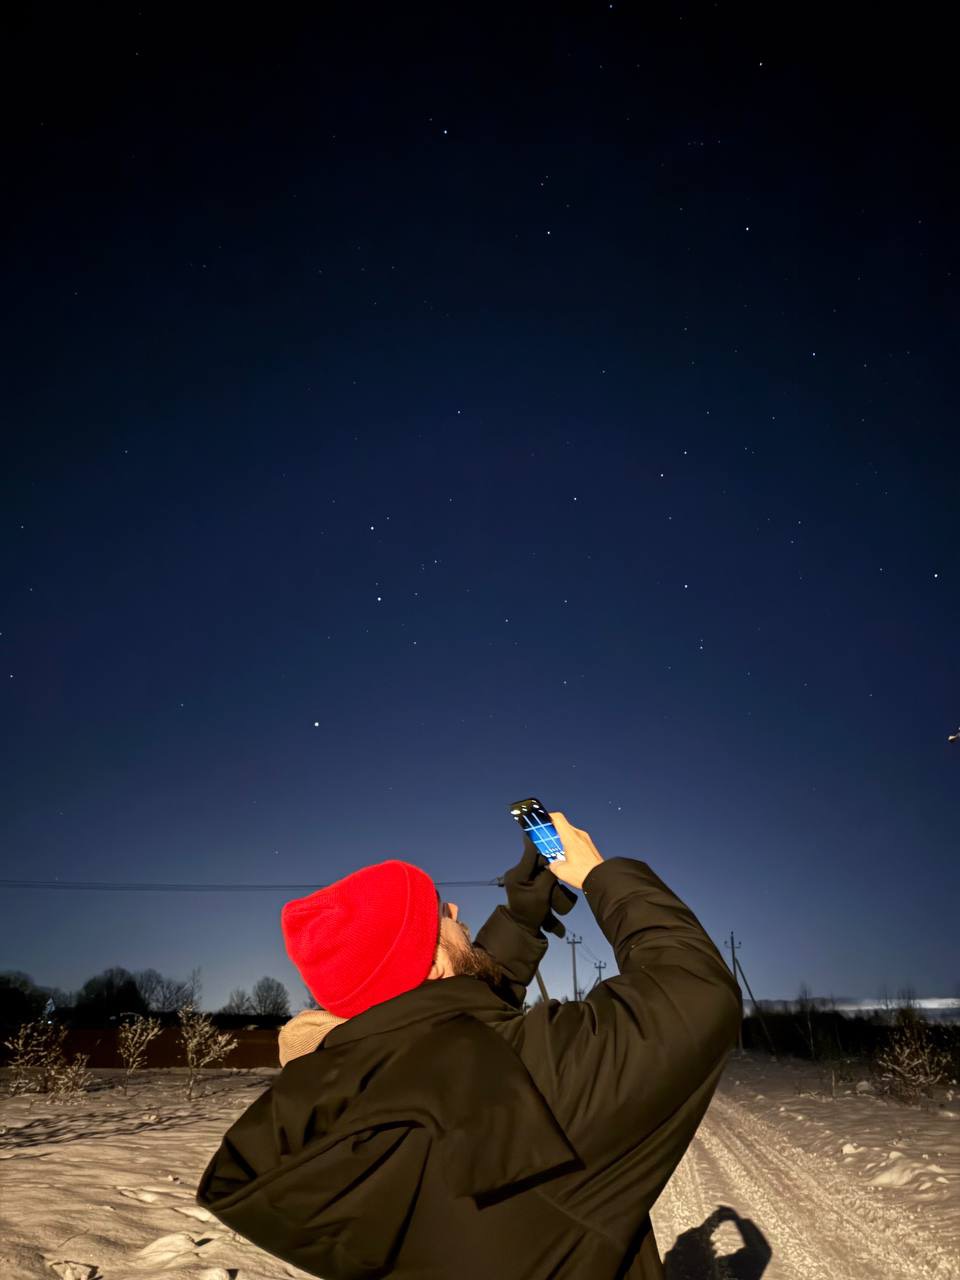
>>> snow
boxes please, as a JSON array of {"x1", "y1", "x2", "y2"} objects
[
  {"x1": 1, "y1": 1055, "x2": 958, "y2": 1279},
  {"x1": 747, "y1": 998, "x2": 960, "y2": 1023},
  {"x1": 652, "y1": 1052, "x2": 960, "y2": 1278}
]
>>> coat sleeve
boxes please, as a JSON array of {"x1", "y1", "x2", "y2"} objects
[
  {"x1": 512, "y1": 858, "x2": 742, "y2": 1214},
  {"x1": 473, "y1": 904, "x2": 549, "y2": 1009}
]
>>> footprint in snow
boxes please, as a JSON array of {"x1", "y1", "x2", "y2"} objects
[
  {"x1": 118, "y1": 1185, "x2": 185, "y2": 1203},
  {"x1": 175, "y1": 1205, "x2": 216, "y2": 1223},
  {"x1": 48, "y1": 1264, "x2": 99, "y2": 1280},
  {"x1": 132, "y1": 1231, "x2": 219, "y2": 1268}
]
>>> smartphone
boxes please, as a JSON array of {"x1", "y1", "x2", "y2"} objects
[{"x1": 507, "y1": 797, "x2": 567, "y2": 863}]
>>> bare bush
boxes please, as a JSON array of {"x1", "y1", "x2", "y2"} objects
[
  {"x1": 46, "y1": 1051, "x2": 94, "y2": 1102},
  {"x1": 3, "y1": 1019, "x2": 66, "y2": 1094},
  {"x1": 2, "y1": 1019, "x2": 92, "y2": 1100},
  {"x1": 177, "y1": 1003, "x2": 237, "y2": 1099},
  {"x1": 875, "y1": 1008, "x2": 951, "y2": 1102},
  {"x1": 117, "y1": 1014, "x2": 163, "y2": 1093}
]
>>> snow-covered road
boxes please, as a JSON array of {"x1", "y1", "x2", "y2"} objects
[{"x1": 652, "y1": 1071, "x2": 958, "y2": 1280}]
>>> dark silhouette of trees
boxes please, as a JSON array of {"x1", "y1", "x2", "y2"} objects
[
  {"x1": 220, "y1": 988, "x2": 255, "y2": 1015},
  {"x1": 133, "y1": 966, "x2": 201, "y2": 1013},
  {"x1": 72, "y1": 967, "x2": 149, "y2": 1024},
  {"x1": 0, "y1": 971, "x2": 76, "y2": 1028},
  {"x1": 251, "y1": 976, "x2": 290, "y2": 1017},
  {"x1": 220, "y1": 978, "x2": 290, "y2": 1018},
  {"x1": 0, "y1": 971, "x2": 47, "y2": 1027}
]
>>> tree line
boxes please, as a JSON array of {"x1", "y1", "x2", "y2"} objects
[{"x1": 0, "y1": 965, "x2": 312, "y2": 1027}]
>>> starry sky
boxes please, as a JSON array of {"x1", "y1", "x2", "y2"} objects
[{"x1": 2, "y1": 5, "x2": 957, "y2": 1013}]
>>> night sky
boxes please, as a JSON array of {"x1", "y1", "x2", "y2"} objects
[{"x1": 2, "y1": 5, "x2": 957, "y2": 1014}]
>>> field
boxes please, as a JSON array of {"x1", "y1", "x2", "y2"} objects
[{"x1": 0, "y1": 1051, "x2": 957, "y2": 1280}]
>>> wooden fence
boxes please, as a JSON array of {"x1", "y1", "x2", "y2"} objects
[{"x1": 0, "y1": 1024, "x2": 285, "y2": 1070}]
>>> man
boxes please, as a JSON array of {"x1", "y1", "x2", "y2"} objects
[{"x1": 196, "y1": 810, "x2": 741, "y2": 1278}]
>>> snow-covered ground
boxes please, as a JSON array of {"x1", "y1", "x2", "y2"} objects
[
  {"x1": 651, "y1": 1053, "x2": 959, "y2": 1279},
  {"x1": 746, "y1": 998, "x2": 960, "y2": 1024},
  {"x1": 0, "y1": 1052, "x2": 957, "y2": 1279}
]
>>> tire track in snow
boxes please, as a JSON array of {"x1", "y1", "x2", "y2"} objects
[{"x1": 651, "y1": 1091, "x2": 954, "y2": 1280}]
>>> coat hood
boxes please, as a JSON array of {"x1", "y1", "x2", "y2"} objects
[
  {"x1": 277, "y1": 1007, "x2": 349, "y2": 1065},
  {"x1": 197, "y1": 982, "x2": 581, "y2": 1279}
]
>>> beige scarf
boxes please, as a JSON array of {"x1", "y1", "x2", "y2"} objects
[{"x1": 277, "y1": 1007, "x2": 350, "y2": 1067}]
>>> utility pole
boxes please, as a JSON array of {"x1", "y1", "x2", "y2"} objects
[
  {"x1": 724, "y1": 933, "x2": 744, "y2": 1052},
  {"x1": 567, "y1": 934, "x2": 582, "y2": 1001},
  {"x1": 726, "y1": 932, "x2": 777, "y2": 1058},
  {"x1": 583, "y1": 960, "x2": 607, "y2": 996}
]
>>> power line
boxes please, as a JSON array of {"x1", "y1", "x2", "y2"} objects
[{"x1": 0, "y1": 877, "x2": 504, "y2": 893}]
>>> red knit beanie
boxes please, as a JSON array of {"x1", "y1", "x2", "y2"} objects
[{"x1": 280, "y1": 860, "x2": 441, "y2": 1019}]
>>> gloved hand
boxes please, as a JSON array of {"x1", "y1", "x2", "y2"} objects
[{"x1": 499, "y1": 834, "x2": 578, "y2": 938}]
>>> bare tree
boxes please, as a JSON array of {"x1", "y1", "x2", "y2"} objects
[
  {"x1": 221, "y1": 988, "x2": 255, "y2": 1015},
  {"x1": 133, "y1": 968, "x2": 164, "y2": 1010},
  {"x1": 896, "y1": 985, "x2": 918, "y2": 1011},
  {"x1": 251, "y1": 976, "x2": 291, "y2": 1017},
  {"x1": 796, "y1": 982, "x2": 816, "y2": 1058},
  {"x1": 134, "y1": 968, "x2": 197, "y2": 1013},
  {"x1": 162, "y1": 976, "x2": 195, "y2": 1011}
]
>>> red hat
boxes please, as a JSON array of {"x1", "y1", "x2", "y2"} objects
[{"x1": 281, "y1": 859, "x2": 441, "y2": 1019}]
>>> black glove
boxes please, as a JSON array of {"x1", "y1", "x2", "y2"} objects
[{"x1": 500, "y1": 833, "x2": 578, "y2": 938}]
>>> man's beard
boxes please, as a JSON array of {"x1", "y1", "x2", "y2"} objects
[{"x1": 447, "y1": 924, "x2": 506, "y2": 988}]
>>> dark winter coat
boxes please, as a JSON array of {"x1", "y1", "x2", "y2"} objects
[{"x1": 196, "y1": 858, "x2": 742, "y2": 1278}]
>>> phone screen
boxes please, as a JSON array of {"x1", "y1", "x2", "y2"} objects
[{"x1": 507, "y1": 797, "x2": 566, "y2": 862}]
